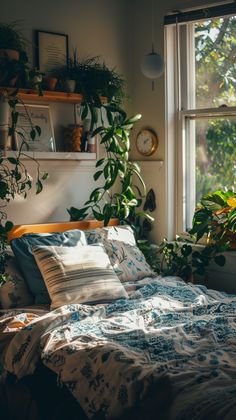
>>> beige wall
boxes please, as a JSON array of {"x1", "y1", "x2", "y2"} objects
[
  {"x1": 1, "y1": 0, "x2": 224, "y2": 234},
  {"x1": 1, "y1": 0, "x2": 128, "y2": 225}
]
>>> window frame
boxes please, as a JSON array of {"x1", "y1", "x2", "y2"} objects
[{"x1": 165, "y1": 14, "x2": 236, "y2": 239}]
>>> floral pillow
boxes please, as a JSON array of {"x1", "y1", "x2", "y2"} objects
[
  {"x1": 0, "y1": 257, "x2": 33, "y2": 309},
  {"x1": 86, "y1": 225, "x2": 154, "y2": 282},
  {"x1": 85, "y1": 225, "x2": 136, "y2": 246},
  {"x1": 104, "y1": 240, "x2": 155, "y2": 282}
]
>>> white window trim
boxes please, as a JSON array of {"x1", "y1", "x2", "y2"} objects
[{"x1": 165, "y1": 20, "x2": 236, "y2": 240}]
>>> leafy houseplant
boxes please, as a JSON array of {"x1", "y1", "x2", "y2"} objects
[
  {"x1": 0, "y1": 89, "x2": 48, "y2": 283},
  {"x1": 131, "y1": 188, "x2": 227, "y2": 282},
  {"x1": 68, "y1": 109, "x2": 149, "y2": 225},
  {"x1": 0, "y1": 22, "x2": 27, "y2": 54},
  {"x1": 0, "y1": 22, "x2": 29, "y2": 88},
  {"x1": 189, "y1": 189, "x2": 236, "y2": 247},
  {"x1": 138, "y1": 238, "x2": 226, "y2": 282},
  {"x1": 51, "y1": 55, "x2": 125, "y2": 128}
]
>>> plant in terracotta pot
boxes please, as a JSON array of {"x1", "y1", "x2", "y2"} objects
[
  {"x1": 43, "y1": 73, "x2": 58, "y2": 91},
  {"x1": 189, "y1": 189, "x2": 236, "y2": 248}
]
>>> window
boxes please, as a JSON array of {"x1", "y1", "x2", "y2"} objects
[{"x1": 165, "y1": 3, "x2": 236, "y2": 236}]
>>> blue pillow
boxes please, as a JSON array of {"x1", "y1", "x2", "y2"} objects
[{"x1": 11, "y1": 230, "x2": 87, "y2": 304}]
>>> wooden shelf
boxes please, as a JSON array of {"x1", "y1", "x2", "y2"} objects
[
  {"x1": 5, "y1": 151, "x2": 96, "y2": 161},
  {"x1": 17, "y1": 89, "x2": 83, "y2": 104},
  {"x1": 1, "y1": 88, "x2": 107, "y2": 104}
]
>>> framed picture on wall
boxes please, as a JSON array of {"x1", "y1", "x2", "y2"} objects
[
  {"x1": 35, "y1": 30, "x2": 69, "y2": 73},
  {"x1": 14, "y1": 104, "x2": 56, "y2": 152}
]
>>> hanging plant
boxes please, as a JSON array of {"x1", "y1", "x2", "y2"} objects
[{"x1": 0, "y1": 89, "x2": 48, "y2": 280}]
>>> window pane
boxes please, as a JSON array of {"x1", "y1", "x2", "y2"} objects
[
  {"x1": 195, "y1": 16, "x2": 236, "y2": 108},
  {"x1": 185, "y1": 116, "x2": 236, "y2": 229}
]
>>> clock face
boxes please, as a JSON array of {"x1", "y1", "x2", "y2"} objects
[{"x1": 136, "y1": 129, "x2": 158, "y2": 156}]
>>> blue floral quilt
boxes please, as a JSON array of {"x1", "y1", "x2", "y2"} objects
[{"x1": 1, "y1": 276, "x2": 236, "y2": 419}]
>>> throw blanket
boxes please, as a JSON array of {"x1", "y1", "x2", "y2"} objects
[{"x1": 2, "y1": 277, "x2": 236, "y2": 419}]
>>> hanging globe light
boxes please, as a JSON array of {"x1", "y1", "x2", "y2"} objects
[
  {"x1": 141, "y1": 46, "x2": 164, "y2": 79},
  {"x1": 140, "y1": 0, "x2": 164, "y2": 89}
]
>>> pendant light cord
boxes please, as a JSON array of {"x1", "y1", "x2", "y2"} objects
[{"x1": 151, "y1": 0, "x2": 154, "y2": 52}]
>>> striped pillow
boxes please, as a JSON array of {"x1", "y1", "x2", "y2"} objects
[{"x1": 32, "y1": 244, "x2": 128, "y2": 309}]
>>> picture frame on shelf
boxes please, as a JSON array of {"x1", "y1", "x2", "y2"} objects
[
  {"x1": 14, "y1": 104, "x2": 56, "y2": 152},
  {"x1": 35, "y1": 30, "x2": 69, "y2": 73}
]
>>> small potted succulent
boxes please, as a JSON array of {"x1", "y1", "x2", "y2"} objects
[{"x1": 189, "y1": 189, "x2": 236, "y2": 248}]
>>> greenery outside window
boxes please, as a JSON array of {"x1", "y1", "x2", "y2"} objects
[{"x1": 165, "y1": 7, "x2": 236, "y2": 237}]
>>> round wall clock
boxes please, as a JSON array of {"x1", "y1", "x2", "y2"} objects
[{"x1": 136, "y1": 129, "x2": 158, "y2": 156}]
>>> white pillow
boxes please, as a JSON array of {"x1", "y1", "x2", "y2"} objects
[{"x1": 33, "y1": 244, "x2": 128, "y2": 309}]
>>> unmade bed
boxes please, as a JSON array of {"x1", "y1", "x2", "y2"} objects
[{"x1": 0, "y1": 220, "x2": 236, "y2": 419}]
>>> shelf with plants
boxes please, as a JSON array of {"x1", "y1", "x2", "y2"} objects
[
  {"x1": 0, "y1": 87, "x2": 84, "y2": 104},
  {"x1": 14, "y1": 88, "x2": 83, "y2": 104},
  {"x1": 0, "y1": 88, "x2": 108, "y2": 105}
]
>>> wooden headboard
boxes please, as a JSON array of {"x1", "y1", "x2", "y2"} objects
[{"x1": 8, "y1": 219, "x2": 119, "y2": 242}]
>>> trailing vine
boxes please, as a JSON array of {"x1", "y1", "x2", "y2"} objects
[{"x1": 0, "y1": 89, "x2": 48, "y2": 279}]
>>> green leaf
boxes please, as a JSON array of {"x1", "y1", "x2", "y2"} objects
[
  {"x1": 30, "y1": 129, "x2": 36, "y2": 140},
  {"x1": 125, "y1": 114, "x2": 142, "y2": 124},
  {"x1": 94, "y1": 170, "x2": 103, "y2": 181},
  {"x1": 214, "y1": 255, "x2": 226, "y2": 267},
  {"x1": 11, "y1": 111, "x2": 19, "y2": 125},
  {"x1": 5, "y1": 221, "x2": 14, "y2": 232},
  {"x1": 35, "y1": 125, "x2": 41, "y2": 136},
  {"x1": 95, "y1": 158, "x2": 105, "y2": 168},
  {"x1": 104, "y1": 163, "x2": 110, "y2": 179},
  {"x1": 41, "y1": 172, "x2": 49, "y2": 180},
  {"x1": 0, "y1": 182, "x2": 8, "y2": 199},
  {"x1": 92, "y1": 209, "x2": 104, "y2": 221},
  {"x1": 67, "y1": 206, "x2": 89, "y2": 221},
  {"x1": 81, "y1": 103, "x2": 89, "y2": 120},
  {"x1": 105, "y1": 108, "x2": 114, "y2": 126},
  {"x1": 100, "y1": 129, "x2": 114, "y2": 144},
  {"x1": 7, "y1": 157, "x2": 18, "y2": 165},
  {"x1": 36, "y1": 180, "x2": 43, "y2": 194},
  {"x1": 181, "y1": 244, "x2": 192, "y2": 257},
  {"x1": 92, "y1": 126, "x2": 104, "y2": 136}
]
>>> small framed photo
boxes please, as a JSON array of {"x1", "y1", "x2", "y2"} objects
[
  {"x1": 35, "y1": 30, "x2": 69, "y2": 73},
  {"x1": 15, "y1": 104, "x2": 56, "y2": 152}
]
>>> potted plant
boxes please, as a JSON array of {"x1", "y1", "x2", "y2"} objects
[
  {"x1": 0, "y1": 22, "x2": 27, "y2": 58},
  {"x1": 189, "y1": 189, "x2": 236, "y2": 248},
  {"x1": 68, "y1": 109, "x2": 151, "y2": 225},
  {"x1": 0, "y1": 22, "x2": 28, "y2": 87},
  {"x1": 51, "y1": 50, "x2": 78, "y2": 93}
]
